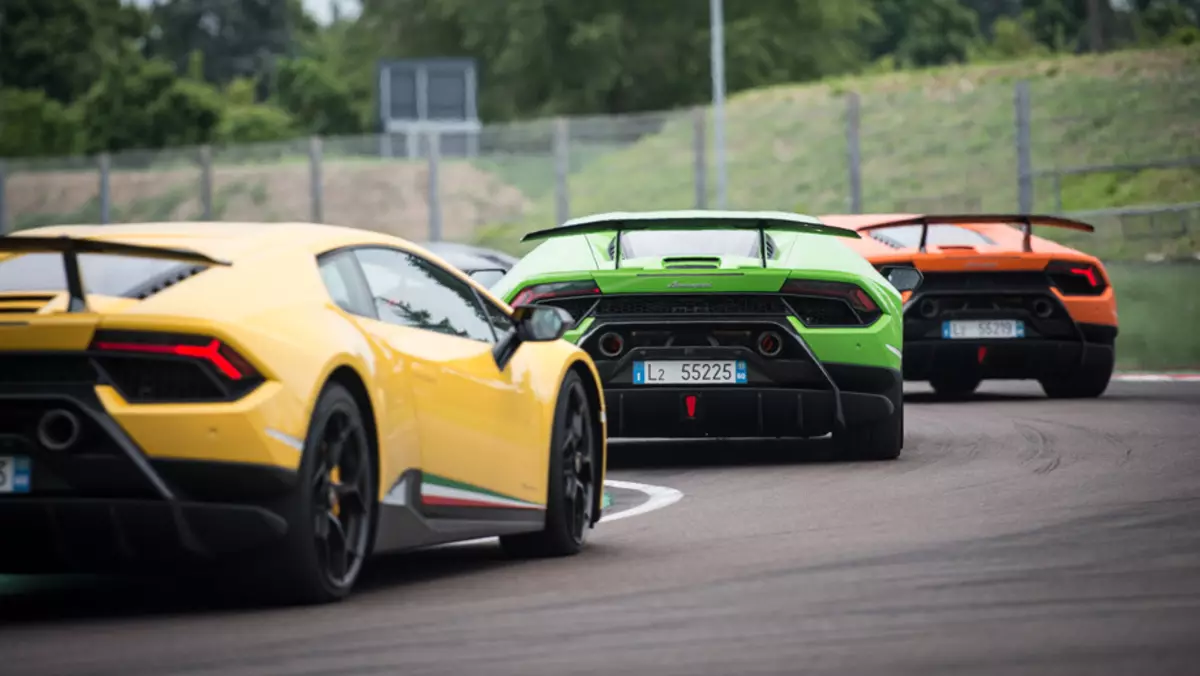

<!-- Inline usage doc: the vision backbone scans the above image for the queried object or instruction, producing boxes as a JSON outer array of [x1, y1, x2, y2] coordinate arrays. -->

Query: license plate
[[633, 360, 747, 385], [0, 456, 31, 494], [942, 319, 1025, 339]]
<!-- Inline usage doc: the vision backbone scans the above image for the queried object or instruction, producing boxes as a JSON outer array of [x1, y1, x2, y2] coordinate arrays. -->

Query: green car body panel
[[494, 210, 910, 449]]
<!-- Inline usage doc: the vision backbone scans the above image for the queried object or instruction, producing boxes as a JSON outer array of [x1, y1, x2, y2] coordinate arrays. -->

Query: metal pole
[[309, 136, 324, 223], [845, 92, 862, 214], [427, 131, 443, 241], [99, 154, 111, 225], [553, 117, 570, 225], [709, 0, 727, 209], [1015, 81, 1033, 213]]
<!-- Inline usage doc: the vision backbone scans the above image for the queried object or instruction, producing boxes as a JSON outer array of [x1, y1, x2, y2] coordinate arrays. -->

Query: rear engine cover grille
[[595, 294, 788, 316], [919, 272, 1050, 293]]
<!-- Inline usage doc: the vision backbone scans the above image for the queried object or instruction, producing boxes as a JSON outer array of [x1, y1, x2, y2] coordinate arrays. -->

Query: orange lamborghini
[[820, 213, 1117, 399]]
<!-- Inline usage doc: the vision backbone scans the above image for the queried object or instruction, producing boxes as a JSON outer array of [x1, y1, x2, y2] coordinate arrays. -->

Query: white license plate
[[0, 456, 31, 494], [942, 319, 1025, 340], [633, 360, 747, 385]]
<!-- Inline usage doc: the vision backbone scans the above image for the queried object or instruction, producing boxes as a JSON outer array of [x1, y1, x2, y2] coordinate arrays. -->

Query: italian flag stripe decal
[[421, 474, 544, 510]]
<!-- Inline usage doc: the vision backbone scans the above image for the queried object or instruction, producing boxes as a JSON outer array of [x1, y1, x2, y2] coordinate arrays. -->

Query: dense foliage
[[1, 0, 1196, 158]]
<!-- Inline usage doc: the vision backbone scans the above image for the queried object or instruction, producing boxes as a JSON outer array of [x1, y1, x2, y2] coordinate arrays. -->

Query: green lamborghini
[[492, 210, 923, 460]]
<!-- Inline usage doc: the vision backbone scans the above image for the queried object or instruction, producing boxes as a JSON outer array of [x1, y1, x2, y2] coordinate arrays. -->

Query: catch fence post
[[427, 131, 443, 241], [0, 160, 8, 234], [553, 117, 570, 225], [309, 136, 324, 224], [693, 107, 708, 209], [1015, 80, 1033, 213], [199, 145, 214, 221], [99, 153, 112, 224], [846, 92, 863, 214]]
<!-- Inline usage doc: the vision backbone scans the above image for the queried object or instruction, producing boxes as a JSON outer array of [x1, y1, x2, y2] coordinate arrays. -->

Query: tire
[[1039, 350, 1114, 399], [929, 371, 981, 398], [254, 382, 377, 605], [834, 397, 903, 461], [500, 371, 597, 558]]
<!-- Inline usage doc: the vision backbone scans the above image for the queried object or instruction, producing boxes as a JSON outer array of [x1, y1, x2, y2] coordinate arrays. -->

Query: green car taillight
[[511, 280, 601, 306]]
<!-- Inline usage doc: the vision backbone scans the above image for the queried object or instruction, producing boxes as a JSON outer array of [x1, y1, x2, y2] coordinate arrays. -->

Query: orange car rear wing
[[856, 214, 1095, 254], [0, 234, 230, 313]]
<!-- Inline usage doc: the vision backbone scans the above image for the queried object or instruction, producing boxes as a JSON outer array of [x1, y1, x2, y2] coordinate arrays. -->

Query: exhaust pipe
[[37, 409, 81, 451], [757, 331, 783, 358], [597, 332, 625, 358], [918, 298, 939, 319], [1032, 298, 1054, 319]]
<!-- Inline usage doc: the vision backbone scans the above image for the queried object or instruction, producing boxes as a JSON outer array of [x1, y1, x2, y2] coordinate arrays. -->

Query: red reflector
[[685, 395, 697, 418], [93, 339, 245, 380], [1070, 266, 1098, 287], [978, 346, 987, 364]]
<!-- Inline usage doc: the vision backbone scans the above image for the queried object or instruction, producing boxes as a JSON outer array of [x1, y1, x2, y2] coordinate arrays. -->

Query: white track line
[[435, 479, 683, 548], [599, 479, 684, 523], [1113, 373, 1200, 382]]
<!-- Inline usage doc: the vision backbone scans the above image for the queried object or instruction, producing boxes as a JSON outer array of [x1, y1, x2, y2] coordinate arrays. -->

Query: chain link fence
[[3, 74, 1198, 259]]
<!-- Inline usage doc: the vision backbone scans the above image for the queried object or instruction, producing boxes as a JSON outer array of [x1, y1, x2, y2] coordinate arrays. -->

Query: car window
[[0, 252, 198, 296], [868, 224, 995, 248], [618, 229, 769, 258], [353, 247, 495, 343], [468, 269, 506, 288], [317, 250, 376, 317]]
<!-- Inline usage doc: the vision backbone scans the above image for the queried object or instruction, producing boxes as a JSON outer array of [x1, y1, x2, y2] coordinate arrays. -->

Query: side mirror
[[879, 265, 923, 292], [468, 268, 507, 288], [492, 304, 575, 371], [512, 304, 573, 342]]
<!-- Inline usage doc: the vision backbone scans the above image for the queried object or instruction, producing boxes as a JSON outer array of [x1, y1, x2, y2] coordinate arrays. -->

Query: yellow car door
[[350, 247, 545, 512], [315, 250, 423, 504]]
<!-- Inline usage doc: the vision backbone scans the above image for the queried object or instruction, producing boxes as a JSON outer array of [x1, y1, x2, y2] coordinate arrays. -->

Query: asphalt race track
[[2, 380, 1199, 676]]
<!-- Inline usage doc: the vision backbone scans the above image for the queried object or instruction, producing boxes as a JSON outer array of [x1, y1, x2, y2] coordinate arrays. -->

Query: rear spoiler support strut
[[0, 234, 231, 314]]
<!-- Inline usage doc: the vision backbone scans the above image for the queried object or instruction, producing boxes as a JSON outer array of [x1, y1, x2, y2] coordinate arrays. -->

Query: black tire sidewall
[[276, 382, 376, 602], [544, 371, 593, 549]]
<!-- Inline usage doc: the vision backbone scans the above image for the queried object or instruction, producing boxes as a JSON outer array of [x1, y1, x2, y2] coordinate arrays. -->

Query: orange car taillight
[[89, 330, 263, 402], [780, 279, 882, 326], [1046, 260, 1108, 296], [511, 280, 601, 306]]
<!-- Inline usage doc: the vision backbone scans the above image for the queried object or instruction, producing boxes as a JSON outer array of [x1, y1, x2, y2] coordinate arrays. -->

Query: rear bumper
[[0, 385, 298, 574], [603, 364, 900, 439], [903, 323, 1116, 381], [0, 498, 288, 574]]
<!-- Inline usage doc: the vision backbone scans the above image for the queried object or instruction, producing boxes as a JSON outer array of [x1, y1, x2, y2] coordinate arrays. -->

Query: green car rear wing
[[521, 210, 861, 269], [856, 213, 1095, 254]]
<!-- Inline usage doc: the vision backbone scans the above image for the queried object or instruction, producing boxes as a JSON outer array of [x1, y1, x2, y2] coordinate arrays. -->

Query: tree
[[144, 0, 316, 88], [356, 0, 875, 121], [867, 0, 983, 67], [0, 89, 83, 157], [77, 54, 224, 154], [0, 0, 148, 104]]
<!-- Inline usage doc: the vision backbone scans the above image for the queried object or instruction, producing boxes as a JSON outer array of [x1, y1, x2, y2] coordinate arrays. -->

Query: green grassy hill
[[474, 46, 1200, 258]]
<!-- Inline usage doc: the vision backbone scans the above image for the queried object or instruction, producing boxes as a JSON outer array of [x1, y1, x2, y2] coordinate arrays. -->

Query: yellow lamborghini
[[0, 222, 607, 603]]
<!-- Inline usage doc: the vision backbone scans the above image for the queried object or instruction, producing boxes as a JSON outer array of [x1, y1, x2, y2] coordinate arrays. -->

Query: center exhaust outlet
[[38, 409, 81, 451]]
